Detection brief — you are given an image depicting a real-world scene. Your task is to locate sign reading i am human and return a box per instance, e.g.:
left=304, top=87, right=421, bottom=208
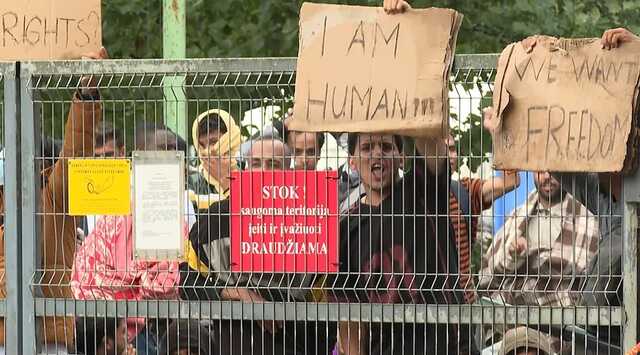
left=490, top=36, right=640, bottom=172
left=289, top=3, right=463, bottom=137
left=230, top=170, right=339, bottom=273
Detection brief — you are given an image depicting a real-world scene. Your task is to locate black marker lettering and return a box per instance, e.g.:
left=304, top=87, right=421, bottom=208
left=565, top=110, right=577, bottom=159
left=515, top=57, right=546, bottom=81
left=370, top=88, right=389, bottom=120
left=372, top=22, right=400, bottom=58
left=547, top=55, right=557, bottom=83
left=306, top=82, right=328, bottom=121
left=2, top=12, right=18, bottom=47
left=546, top=105, right=565, bottom=161
left=576, top=109, right=588, bottom=159
left=605, top=61, right=624, bottom=83
left=24, top=16, right=42, bottom=46
left=43, top=17, right=59, bottom=46
left=600, top=122, right=613, bottom=158
left=595, top=57, right=605, bottom=83
left=347, top=21, right=366, bottom=55
left=321, top=16, right=327, bottom=56
left=587, top=113, right=602, bottom=160
left=75, top=18, right=91, bottom=47
left=572, top=56, right=596, bottom=82
left=331, top=85, right=347, bottom=119
left=350, top=85, right=372, bottom=120
left=391, top=89, right=407, bottom=119
left=58, top=18, right=74, bottom=48
left=526, top=106, right=546, bottom=162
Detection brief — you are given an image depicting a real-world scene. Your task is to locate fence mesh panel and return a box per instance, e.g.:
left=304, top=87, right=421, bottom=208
left=14, top=58, right=628, bottom=355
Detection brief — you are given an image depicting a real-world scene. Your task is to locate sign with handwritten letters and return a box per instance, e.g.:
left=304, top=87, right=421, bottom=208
left=290, top=3, right=463, bottom=137
left=0, top=0, right=102, bottom=60
left=68, top=159, right=130, bottom=216
left=230, top=171, right=339, bottom=273
left=491, top=36, right=640, bottom=172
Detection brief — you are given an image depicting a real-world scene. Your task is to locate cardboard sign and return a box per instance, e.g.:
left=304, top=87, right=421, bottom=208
left=491, top=36, right=640, bottom=172
left=0, top=0, right=102, bottom=60
left=290, top=3, right=462, bottom=137
left=68, top=159, right=130, bottom=216
left=230, top=170, right=339, bottom=273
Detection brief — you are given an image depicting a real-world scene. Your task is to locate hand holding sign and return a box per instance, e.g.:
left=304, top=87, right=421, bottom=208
left=383, top=0, right=412, bottom=14
left=289, top=3, right=462, bottom=138
left=491, top=34, right=640, bottom=172
left=79, top=46, right=109, bottom=98
left=0, top=0, right=102, bottom=60
left=601, top=28, right=639, bottom=49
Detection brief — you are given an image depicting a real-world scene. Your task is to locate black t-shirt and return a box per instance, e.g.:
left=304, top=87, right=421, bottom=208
left=329, top=159, right=462, bottom=355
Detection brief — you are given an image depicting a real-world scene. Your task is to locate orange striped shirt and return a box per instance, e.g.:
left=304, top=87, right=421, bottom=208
left=449, top=178, right=488, bottom=303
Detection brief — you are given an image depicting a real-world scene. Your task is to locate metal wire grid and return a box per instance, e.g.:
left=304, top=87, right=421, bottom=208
left=0, top=65, right=6, bottom=351
left=10, top=57, right=632, bottom=354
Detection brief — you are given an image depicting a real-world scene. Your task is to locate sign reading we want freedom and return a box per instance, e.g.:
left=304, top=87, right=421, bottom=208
left=491, top=36, right=640, bottom=172
left=289, top=3, right=463, bottom=137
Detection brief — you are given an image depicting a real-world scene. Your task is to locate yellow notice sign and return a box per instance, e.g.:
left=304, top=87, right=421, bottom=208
left=68, top=159, right=131, bottom=216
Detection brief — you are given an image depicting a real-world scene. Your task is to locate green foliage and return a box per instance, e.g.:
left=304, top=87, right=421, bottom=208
left=100, top=0, right=640, bottom=164
left=103, top=0, right=640, bottom=59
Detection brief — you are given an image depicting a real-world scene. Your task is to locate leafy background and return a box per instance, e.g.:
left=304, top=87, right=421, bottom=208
left=101, top=0, right=640, bottom=170
left=104, top=0, right=640, bottom=58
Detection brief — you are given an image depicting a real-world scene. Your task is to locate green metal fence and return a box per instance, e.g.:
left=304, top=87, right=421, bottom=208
left=0, top=55, right=633, bottom=354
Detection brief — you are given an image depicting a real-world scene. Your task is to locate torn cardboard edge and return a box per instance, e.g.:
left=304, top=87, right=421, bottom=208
left=290, top=3, right=463, bottom=138
left=491, top=35, right=640, bottom=173
left=0, top=0, right=102, bottom=60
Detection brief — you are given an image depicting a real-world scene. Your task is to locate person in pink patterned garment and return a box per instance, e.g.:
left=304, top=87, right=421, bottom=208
left=71, top=121, right=191, bottom=354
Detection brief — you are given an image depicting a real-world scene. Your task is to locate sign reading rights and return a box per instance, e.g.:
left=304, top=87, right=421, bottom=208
left=230, top=171, right=338, bottom=273
left=289, top=3, right=462, bottom=137
left=0, top=0, right=102, bottom=59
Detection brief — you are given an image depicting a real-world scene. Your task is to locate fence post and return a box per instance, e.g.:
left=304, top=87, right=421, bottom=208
left=19, top=63, right=38, bottom=355
left=163, top=0, right=187, bottom=139
left=4, top=62, right=22, bottom=355
left=623, top=172, right=640, bottom=351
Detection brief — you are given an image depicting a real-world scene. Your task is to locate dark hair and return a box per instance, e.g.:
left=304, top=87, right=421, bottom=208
left=39, top=136, right=62, bottom=171
left=274, top=120, right=325, bottom=149
left=133, top=120, right=171, bottom=151
left=508, top=348, right=549, bottom=355
left=176, top=134, right=188, bottom=156
left=75, top=317, right=120, bottom=355
left=158, top=320, right=216, bottom=355
left=347, top=133, right=404, bottom=156
left=197, top=112, right=228, bottom=141
left=94, top=121, right=124, bottom=149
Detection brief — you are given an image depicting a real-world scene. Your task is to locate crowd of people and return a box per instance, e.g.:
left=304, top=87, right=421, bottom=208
left=0, top=1, right=636, bottom=355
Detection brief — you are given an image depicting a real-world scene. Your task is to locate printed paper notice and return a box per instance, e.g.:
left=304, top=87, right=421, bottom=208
left=68, top=159, right=130, bottom=216
left=133, top=151, right=184, bottom=260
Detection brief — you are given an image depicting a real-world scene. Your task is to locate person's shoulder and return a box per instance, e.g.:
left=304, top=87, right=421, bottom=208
left=204, top=199, right=230, bottom=213
left=193, top=200, right=230, bottom=231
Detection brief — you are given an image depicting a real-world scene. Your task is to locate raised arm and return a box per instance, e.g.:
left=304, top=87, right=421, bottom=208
left=480, top=170, right=520, bottom=206
left=45, top=47, right=108, bottom=209
left=414, top=137, right=448, bottom=176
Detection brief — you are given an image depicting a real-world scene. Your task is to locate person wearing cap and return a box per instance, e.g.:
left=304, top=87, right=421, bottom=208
left=180, top=135, right=333, bottom=355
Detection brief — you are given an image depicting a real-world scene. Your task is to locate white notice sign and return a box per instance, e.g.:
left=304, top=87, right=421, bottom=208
left=133, top=151, right=185, bottom=260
